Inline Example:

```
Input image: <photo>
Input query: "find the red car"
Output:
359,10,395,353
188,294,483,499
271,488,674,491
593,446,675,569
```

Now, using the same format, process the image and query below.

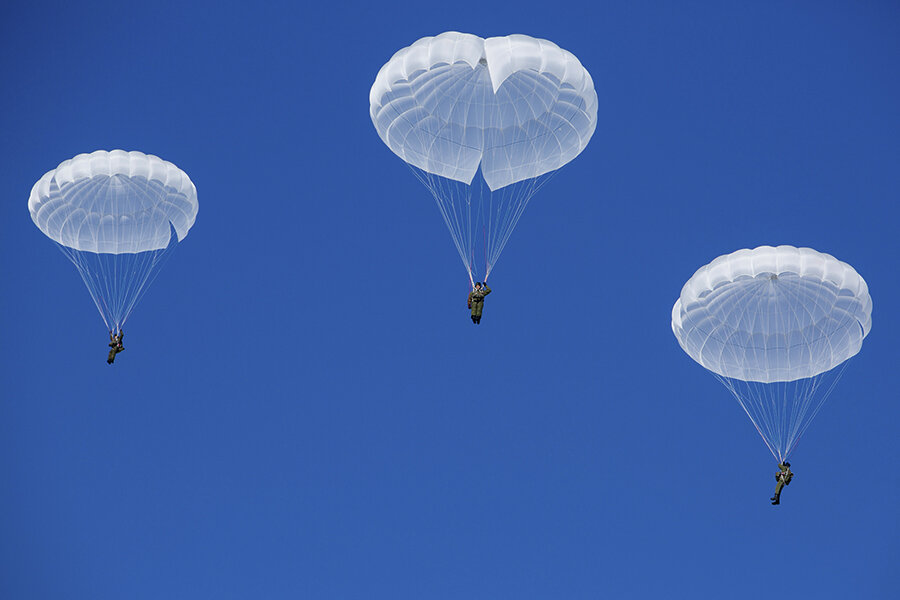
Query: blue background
1,1,898,598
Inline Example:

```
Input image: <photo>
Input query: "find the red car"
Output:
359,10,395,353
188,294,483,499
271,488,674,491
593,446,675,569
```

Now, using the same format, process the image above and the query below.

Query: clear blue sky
1,1,898,598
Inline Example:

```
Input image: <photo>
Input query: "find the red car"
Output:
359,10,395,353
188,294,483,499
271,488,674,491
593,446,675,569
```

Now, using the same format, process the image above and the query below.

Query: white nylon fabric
370,32,597,191
672,246,872,383
29,150,198,254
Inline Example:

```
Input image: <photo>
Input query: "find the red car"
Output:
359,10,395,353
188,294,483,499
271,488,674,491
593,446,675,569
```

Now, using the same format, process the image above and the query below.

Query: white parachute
672,245,872,462
370,32,597,284
29,150,198,331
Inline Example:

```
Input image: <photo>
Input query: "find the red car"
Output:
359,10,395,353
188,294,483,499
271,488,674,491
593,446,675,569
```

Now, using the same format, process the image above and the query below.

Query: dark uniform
107,330,124,364
771,462,793,505
467,284,491,324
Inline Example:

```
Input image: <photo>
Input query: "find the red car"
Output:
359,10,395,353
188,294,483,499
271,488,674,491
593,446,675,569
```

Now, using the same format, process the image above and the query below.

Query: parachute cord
483,226,488,282
716,375,782,463
783,361,851,460
54,235,177,335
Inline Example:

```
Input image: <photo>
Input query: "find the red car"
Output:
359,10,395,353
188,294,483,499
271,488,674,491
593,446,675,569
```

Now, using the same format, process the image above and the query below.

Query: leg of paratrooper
771,481,783,504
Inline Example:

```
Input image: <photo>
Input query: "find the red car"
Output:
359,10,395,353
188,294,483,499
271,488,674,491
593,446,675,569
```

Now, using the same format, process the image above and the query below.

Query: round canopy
29,149,198,254
672,245,872,383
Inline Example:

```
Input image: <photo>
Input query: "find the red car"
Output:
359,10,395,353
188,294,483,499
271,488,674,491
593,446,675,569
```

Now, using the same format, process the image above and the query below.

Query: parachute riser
409,165,555,283
52,223,180,332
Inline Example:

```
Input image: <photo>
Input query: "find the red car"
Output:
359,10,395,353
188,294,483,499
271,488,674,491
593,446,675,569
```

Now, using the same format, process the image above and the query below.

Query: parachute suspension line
116,242,177,329
410,164,523,283
482,225,488,280
785,358,850,459
715,362,852,463
485,171,555,281
59,246,113,331
55,232,177,332
715,375,782,462
477,179,486,280
408,166,473,278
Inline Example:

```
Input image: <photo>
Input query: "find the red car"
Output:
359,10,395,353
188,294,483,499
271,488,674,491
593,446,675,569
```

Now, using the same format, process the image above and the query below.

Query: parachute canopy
370,32,597,191
370,32,597,282
29,150,198,330
29,150,198,254
671,245,872,462
672,245,872,383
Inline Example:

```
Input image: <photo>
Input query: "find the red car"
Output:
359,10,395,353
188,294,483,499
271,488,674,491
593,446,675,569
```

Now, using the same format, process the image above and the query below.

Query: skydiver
770,461,793,505
467,282,491,324
107,329,124,365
